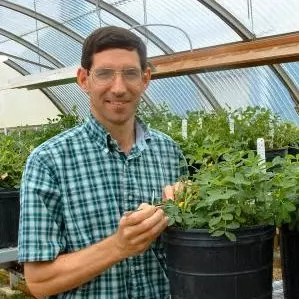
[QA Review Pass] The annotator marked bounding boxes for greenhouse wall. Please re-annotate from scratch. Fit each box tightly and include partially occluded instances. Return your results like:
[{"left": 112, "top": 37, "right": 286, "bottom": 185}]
[{"left": 0, "top": 62, "right": 60, "bottom": 128}]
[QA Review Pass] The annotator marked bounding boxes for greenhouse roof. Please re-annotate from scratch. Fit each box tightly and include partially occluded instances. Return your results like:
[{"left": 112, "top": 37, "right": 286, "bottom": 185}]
[{"left": 1, "top": 0, "right": 299, "bottom": 123}]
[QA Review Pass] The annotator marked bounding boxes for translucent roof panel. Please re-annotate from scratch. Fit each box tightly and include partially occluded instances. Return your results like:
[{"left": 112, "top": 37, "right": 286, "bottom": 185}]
[
  {"left": 281, "top": 62, "right": 299, "bottom": 90},
  {"left": 35, "top": 0, "right": 95, "bottom": 22},
  {"left": 147, "top": 76, "right": 212, "bottom": 116},
  {"left": 104, "top": 0, "right": 241, "bottom": 52},
  {"left": 216, "top": 0, "right": 299, "bottom": 37},
  {"left": 65, "top": 11, "right": 164, "bottom": 57},
  {"left": 10, "top": 59, "right": 53, "bottom": 74},
  {"left": 0, "top": 40, "right": 55, "bottom": 69},
  {"left": 23, "top": 24, "right": 81, "bottom": 66},
  {"left": 0, "top": 7, "right": 44, "bottom": 36},
  {"left": 199, "top": 66, "right": 299, "bottom": 124},
  {"left": 48, "top": 84, "right": 90, "bottom": 118}
]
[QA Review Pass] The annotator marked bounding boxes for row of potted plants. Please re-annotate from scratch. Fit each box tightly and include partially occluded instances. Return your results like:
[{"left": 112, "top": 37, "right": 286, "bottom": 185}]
[{"left": 139, "top": 105, "right": 299, "bottom": 298}]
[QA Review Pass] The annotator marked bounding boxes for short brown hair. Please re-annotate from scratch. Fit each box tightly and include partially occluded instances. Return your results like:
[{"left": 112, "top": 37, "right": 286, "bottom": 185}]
[{"left": 81, "top": 26, "right": 147, "bottom": 71}]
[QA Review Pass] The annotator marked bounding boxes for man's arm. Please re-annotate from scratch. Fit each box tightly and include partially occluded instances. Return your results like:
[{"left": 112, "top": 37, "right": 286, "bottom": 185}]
[{"left": 24, "top": 203, "right": 168, "bottom": 298}]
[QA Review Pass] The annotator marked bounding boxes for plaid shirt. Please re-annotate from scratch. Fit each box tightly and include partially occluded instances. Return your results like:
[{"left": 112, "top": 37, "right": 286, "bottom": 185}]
[{"left": 18, "top": 114, "right": 186, "bottom": 299}]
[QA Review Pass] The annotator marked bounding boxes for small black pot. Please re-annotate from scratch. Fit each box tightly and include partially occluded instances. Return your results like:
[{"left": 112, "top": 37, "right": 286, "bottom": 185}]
[
  {"left": 0, "top": 188, "right": 20, "bottom": 249},
  {"left": 163, "top": 225, "right": 275, "bottom": 299}
]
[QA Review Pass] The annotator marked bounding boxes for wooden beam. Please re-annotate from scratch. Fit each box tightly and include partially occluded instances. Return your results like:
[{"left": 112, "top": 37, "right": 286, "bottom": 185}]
[
  {"left": 1, "top": 33, "right": 299, "bottom": 90},
  {"left": 151, "top": 32, "right": 299, "bottom": 79}
]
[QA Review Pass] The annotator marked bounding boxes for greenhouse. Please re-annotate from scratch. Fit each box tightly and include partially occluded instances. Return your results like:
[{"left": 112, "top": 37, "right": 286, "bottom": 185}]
[{"left": 1, "top": 1, "right": 299, "bottom": 298}]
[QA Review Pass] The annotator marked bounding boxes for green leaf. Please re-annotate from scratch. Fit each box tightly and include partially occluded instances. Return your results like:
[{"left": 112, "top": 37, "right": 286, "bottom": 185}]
[
  {"left": 226, "top": 222, "right": 240, "bottom": 229},
  {"left": 175, "top": 215, "right": 182, "bottom": 223},
  {"left": 222, "top": 214, "right": 234, "bottom": 221},
  {"left": 225, "top": 231, "right": 237, "bottom": 241},
  {"left": 211, "top": 230, "right": 225, "bottom": 237},
  {"left": 209, "top": 216, "right": 221, "bottom": 227}
]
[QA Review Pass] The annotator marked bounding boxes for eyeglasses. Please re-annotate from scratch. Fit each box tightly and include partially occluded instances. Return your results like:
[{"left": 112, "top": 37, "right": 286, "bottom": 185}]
[{"left": 90, "top": 68, "right": 143, "bottom": 86}]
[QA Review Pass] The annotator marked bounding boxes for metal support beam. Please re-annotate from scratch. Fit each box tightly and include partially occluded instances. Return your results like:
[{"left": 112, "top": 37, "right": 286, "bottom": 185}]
[
  {"left": 0, "top": 28, "right": 64, "bottom": 68},
  {"left": 199, "top": 0, "right": 299, "bottom": 110},
  {"left": 0, "top": 51, "right": 54, "bottom": 69},
  {"left": 0, "top": 0, "right": 84, "bottom": 44},
  {"left": 198, "top": 0, "right": 254, "bottom": 40}
]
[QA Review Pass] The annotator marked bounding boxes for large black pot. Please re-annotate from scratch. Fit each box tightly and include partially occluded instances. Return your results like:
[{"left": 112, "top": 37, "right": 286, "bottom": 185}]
[
  {"left": 163, "top": 225, "right": 275, "bottom": 299},
  {"left": 0, "top": 189, "right": 20, "bottom": 249},
  {"left": 280, "top": 224, "right": 299, "bottom": 299}
]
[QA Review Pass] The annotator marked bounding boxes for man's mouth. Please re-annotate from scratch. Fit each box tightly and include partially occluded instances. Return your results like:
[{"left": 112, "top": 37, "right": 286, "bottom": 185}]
[{"left": 106, "top": 100, "right": 129, "bottom": 106}]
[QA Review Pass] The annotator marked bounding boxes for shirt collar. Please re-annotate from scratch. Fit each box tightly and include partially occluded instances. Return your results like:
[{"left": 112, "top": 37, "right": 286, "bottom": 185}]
[{"left": 85, "top": 113, "right": 151, "bottom": 153}]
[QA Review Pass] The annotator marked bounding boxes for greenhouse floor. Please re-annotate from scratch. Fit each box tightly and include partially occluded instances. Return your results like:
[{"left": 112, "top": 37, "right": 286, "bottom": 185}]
[{"left": 273, "top": 280, "right": 284, "bottom": 299}]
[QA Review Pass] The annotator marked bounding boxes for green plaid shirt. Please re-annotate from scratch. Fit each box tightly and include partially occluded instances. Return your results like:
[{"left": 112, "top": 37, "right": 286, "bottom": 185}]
[{"left": 19, "top": 114, "right": 186, "bottom": 299}]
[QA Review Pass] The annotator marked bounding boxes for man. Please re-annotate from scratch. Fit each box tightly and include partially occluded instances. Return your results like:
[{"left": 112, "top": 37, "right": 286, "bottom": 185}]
[{"left": 18, "top": 26, "right": 186, "bottom": 298}]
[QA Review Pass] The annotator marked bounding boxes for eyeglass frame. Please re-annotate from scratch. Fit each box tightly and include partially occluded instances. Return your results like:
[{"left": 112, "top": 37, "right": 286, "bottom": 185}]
[{"left": 87, "top": 67, "right": 146, "bottom": 86}]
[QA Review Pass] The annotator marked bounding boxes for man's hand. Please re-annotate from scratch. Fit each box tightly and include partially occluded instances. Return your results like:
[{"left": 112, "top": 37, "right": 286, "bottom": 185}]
[
  {"left": 113, "top": 203, "right": 168, "bottom": 259},
  {"left": 163, "top": 182, "right": 185, "bottom": 200}
]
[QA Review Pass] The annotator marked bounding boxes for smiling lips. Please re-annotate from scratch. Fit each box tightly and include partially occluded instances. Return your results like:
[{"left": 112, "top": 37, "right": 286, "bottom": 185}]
[{"left": 106, "top": 100, "right": 130, "bottom": 107}]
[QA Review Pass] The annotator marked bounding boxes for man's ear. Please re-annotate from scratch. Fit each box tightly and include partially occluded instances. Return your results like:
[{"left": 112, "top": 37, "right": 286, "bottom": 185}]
[
  {"left": 142, "top": 66, "right": 152, "bottom": 90},
  {"left": 77, "top": 67, "right": 89, "bottom": 93}
]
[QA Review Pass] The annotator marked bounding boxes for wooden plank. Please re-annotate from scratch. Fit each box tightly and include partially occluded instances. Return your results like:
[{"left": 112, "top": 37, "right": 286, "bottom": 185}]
[{"left": 1, "top": 33, "right": 299, "bottom": 90}]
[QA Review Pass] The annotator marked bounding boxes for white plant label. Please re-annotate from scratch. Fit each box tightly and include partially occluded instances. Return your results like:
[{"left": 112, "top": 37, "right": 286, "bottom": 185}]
[
  {"left": 168, "top": 121, "right": 172, "bottom": 131},
  {"left": 269, "top": 122, "right": 274, "bottom": 149},
  {"left": 257, "top": 138, "right": 266, "bottom": 171},
  {"left": 228, "top": 115, "right": 234, "bottom": 134},
  {"left": 198, "top": 117, "right": 202, "bottom": 129},
  {"left": 182, "top": 119, "right": 188, "bottom": 139}
]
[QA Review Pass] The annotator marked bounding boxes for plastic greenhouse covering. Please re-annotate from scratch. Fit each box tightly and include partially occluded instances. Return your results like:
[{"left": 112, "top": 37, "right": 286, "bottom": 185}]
[{"left": 1, "top": 0, "right": 299, "bottom": 123}]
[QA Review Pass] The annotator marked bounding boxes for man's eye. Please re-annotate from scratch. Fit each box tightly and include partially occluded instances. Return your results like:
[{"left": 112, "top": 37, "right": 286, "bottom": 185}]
[
  {"left": 124, "top": 69, "right": 140, "bottom": 78},
  {"left": 95, "top": 69, "right": 113, "bottom": 78}
]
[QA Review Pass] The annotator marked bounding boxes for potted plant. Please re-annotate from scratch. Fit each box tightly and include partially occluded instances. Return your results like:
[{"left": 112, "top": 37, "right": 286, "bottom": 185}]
[
  {"left": 274, "top": 155, "right": 299, "bottom": 299},
  {"left": 232, "top": 106, "right": 299, "bottom": 160},
  {"left": 0, "top": 111, "right": 80, "bottom": 249},
  {"left": 162, "top": 148, "right": 296, "bottom": 299}
]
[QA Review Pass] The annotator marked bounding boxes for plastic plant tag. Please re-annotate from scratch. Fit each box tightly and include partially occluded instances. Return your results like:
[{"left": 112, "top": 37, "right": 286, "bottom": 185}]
[
  {"left": 269, "top": 121, "right": 274, "bottom": 149},
  {"left": 168, "top": 121, "right": 172, "bottom": 131},
  {"left": 198, "top": 117, "right": 202, "bottom": 129},
  {"left": 228, "top": 115, "right": 234, "bottom": 134},
  {"left": 182, "top": 119, "right": 188, "bottom": 139},
  {"left": 257, "top": 138, "right": 266, "bottom": 172}
]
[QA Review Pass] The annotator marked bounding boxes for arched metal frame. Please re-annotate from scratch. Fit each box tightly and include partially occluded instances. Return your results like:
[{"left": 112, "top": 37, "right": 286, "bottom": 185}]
[
  {"left": 0, "top": 0, "right": 298, "bottom": 112},
  {"left": 198, "top": 0, "right": 299, "bottom": 107}
]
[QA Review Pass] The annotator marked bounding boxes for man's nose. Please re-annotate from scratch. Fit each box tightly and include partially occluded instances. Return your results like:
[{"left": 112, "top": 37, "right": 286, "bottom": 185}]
[{"left": 110, "top": 72, "right": 127, "bottom": 95}]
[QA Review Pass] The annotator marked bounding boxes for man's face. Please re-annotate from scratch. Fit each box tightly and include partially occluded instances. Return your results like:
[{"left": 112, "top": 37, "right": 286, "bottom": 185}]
[{"left": 78, "top": 48, "right": 151, "bottom": 127}]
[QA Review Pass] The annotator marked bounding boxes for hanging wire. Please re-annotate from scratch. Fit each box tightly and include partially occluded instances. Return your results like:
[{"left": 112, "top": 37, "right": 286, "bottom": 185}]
[
  {"left": 129, "top": 24, "right": 193, "bottom": 52},
  {"left": 33, "top": 0, "right": 41, "bottom": 71},
  {"left": 143, "top": 0, "right": 148, "bottom": 45},
  {"left": 96, "top": 0, "right": 112, "bottom": 27},
  {"left": 247, "top": 0, "right": 255, "bottom": 36}
]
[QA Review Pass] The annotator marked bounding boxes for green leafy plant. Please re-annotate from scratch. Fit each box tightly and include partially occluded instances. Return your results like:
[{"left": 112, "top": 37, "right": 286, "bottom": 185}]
[
  {"left": 0, "top": 110, "right": 81, "bottom": 189},
  {"left": 164, "top": 151, "right": 298, "bottom": 241}
]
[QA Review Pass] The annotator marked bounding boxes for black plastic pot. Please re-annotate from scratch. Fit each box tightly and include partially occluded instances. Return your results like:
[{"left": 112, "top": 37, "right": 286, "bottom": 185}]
[
  {"left": 0, "top": 189, "right": 20, "bottom": 249},
  {"left": 163, "top": 225, "right": 275, "bottom": 299},
  {"left": 265, "top": 147, "right": 288, "bottom": 162},
  {"left": 280, "top": 224, "right": 299, "bottom": 299}
]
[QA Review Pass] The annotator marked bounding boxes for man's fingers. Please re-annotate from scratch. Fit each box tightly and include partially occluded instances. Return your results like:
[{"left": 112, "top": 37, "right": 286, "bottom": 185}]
[
  {"left": 174, "top": 181, "right": 184, "bottom": 193},
  {"left": 163, "top": 185, "right": 174, "bottom": 200},
  {"left": 122, "top": 204, "right": 157, "bottom": 226}
]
